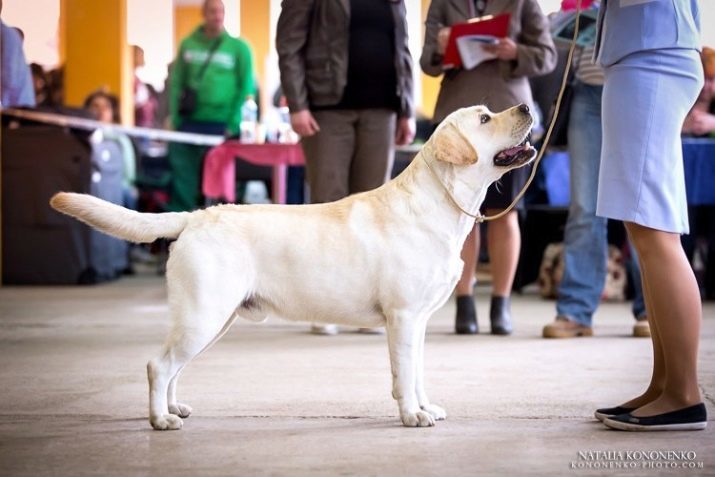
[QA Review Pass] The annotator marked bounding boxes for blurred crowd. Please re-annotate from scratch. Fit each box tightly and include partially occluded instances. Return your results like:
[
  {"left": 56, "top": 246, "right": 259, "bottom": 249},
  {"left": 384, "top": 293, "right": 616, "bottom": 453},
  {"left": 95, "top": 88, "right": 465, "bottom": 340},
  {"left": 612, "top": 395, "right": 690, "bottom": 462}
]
[{"left": 1, "top": 0, "right": 715, "bottom": 302}]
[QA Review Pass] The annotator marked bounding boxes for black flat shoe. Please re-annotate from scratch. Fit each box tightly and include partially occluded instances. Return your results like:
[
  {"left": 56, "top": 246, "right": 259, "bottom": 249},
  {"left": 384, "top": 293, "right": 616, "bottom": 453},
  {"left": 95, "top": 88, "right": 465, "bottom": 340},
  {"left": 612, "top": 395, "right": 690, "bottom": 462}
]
[
  {"left": 455, "top": 295, "right": 478, "bottom": 334},
  {"left": 594, "top": 406, "right": 636, "bottom": 422},
  {"left": 603, "top": 403, "right": 707, "bottom": 431},
  {"left": 490, "top": 296, "right": 513, "bottom": 335}
]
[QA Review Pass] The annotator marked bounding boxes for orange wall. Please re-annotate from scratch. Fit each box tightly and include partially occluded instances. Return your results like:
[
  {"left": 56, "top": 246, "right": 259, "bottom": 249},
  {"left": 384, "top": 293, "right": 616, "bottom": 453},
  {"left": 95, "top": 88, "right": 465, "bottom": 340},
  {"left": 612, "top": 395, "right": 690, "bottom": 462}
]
[
  {"left": 174, "top": 5, "right": 203, "bottom": 53},
  {"left": 61, "top": 0, "right": 133, "bottom": 124},
  {"left": 421, "top": 0, "right": 440, "bottom": 119},
  {"left": 240, "top": 0, "right": 270, "bottom": 85}
]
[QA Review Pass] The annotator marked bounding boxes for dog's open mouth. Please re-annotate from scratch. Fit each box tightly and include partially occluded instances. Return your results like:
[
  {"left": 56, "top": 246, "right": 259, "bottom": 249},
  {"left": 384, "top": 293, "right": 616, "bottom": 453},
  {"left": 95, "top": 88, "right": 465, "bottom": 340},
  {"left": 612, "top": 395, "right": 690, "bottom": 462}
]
[{"left": 493, "top": 136, "right": 537, "bottom": 167}]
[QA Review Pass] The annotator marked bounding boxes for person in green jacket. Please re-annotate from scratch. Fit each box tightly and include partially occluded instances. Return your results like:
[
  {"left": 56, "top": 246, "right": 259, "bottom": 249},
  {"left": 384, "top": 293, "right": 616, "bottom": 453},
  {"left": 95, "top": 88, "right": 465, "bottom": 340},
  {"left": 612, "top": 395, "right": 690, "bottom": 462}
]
[{"left": 168, "top": 0, "right": 254, "bottom": 211}]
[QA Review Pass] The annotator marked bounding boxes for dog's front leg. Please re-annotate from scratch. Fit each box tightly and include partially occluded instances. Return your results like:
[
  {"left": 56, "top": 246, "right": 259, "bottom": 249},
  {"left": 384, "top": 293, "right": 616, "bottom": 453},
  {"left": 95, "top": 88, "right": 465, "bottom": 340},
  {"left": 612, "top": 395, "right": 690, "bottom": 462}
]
[
  {"left": 415, "top": 322, "right": 447, "bottom": 421},
  {"left": 386, "top": 314, "right": 436, "bottom": 427}
]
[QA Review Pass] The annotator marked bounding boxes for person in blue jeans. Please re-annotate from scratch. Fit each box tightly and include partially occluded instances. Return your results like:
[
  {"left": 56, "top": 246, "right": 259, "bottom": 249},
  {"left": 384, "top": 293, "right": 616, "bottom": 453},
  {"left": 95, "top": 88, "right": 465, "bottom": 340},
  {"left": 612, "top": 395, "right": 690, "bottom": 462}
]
[{"left": 542, "top": 44, "right": 649, "bottom": 339}]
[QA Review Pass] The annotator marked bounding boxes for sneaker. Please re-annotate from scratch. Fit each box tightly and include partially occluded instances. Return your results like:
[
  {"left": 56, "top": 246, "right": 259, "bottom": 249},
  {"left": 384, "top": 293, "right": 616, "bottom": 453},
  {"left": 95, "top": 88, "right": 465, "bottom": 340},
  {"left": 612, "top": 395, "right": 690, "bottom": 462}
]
[
  {"left": 310, "top": 324, "right": 338, "bottom": 336},
  {"left": 542, "top": 316, "right": 593, "bottom": 338},
  {"left": 633, "top": 318, "right": 651, "bottom": 338},
  {"left": 603, "top": 403, "right": 707, "bottom": 431}
]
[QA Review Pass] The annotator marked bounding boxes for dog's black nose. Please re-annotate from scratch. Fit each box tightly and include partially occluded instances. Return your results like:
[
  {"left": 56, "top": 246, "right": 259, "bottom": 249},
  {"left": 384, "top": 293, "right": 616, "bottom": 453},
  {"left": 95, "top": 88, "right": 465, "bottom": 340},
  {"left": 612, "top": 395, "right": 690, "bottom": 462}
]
[{"left": 518, "top": 103, "right": 530, "bottom": 115}]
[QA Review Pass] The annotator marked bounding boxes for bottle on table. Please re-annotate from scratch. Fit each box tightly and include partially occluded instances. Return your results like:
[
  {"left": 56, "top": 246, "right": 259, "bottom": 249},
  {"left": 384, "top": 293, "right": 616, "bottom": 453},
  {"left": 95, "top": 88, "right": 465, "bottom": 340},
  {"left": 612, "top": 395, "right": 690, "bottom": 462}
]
[{"left": 240, "top": 95, "right": 258, "bottom": 144}]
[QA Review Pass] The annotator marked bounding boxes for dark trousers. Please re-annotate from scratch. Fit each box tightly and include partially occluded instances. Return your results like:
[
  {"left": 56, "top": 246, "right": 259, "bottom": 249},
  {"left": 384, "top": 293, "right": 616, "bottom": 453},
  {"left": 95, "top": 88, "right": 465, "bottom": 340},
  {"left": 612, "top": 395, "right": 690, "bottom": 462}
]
[
  {"left": 167, "top": 120, "right": 226, "bottom": 212},
  {"left": 300, "top": 109, "right": 396, "bottom": 204}
]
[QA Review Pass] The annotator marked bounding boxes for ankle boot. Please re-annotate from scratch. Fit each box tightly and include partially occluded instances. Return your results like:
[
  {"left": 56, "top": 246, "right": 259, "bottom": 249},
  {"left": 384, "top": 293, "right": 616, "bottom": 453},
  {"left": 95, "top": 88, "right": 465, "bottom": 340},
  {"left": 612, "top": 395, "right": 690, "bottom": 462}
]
[
  {"left": 490, "top": 295, "right": 513, "bottom": 335},
  {"left": 455, "top": 295, "right": 478, "bottom": 334}
]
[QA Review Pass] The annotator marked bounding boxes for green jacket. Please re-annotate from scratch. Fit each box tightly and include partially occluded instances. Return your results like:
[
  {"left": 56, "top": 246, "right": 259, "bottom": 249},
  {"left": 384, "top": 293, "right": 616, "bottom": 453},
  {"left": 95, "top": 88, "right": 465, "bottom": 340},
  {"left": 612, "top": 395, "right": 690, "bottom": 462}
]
[{"left": 170, "top": 26, "right": 254, "bottom": 135}]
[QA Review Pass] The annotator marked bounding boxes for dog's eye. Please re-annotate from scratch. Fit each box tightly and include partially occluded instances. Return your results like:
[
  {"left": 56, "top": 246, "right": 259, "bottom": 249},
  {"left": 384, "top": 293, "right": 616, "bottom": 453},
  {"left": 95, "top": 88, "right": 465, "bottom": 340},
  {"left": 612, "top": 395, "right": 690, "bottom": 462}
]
[{"left": 480, "top": 114, "right": 491, "bottom": 124}]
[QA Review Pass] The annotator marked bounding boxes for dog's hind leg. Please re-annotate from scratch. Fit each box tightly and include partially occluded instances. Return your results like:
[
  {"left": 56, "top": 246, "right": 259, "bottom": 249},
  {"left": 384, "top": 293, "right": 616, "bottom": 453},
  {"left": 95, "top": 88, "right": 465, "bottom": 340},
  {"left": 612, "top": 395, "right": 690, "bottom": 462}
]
[
  {"left": 167, "top": 371, "right": 191, "bottom": 418},
  {"left": 414, "top": 320, "right": 446, "bottom": 421},
  {"left": 148, "top": 309, "right": 242, "bottom": 430},
  {"left": 166, "top": 311, "right": 240, "bottom": 419},
  {"left": 147, "top": 252, "right": 250, "bottom": 430},
  {"left": 147, "top": 319, "right": 229, "bottom": 430},
  {"left": 386, "top": 312, "right": 436, "bottom": 427}
]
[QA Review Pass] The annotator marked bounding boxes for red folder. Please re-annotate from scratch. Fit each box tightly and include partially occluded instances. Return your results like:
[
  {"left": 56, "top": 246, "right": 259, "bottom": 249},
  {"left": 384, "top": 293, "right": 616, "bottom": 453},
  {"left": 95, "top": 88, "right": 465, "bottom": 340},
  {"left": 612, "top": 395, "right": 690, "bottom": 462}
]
[{"left": 442, "top": 13, "right": 511, "bottom": 70}]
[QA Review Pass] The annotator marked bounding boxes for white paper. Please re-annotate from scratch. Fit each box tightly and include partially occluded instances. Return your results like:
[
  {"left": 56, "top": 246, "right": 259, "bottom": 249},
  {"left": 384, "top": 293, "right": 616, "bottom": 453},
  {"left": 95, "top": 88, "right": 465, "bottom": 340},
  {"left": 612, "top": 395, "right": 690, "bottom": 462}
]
[{"left": 456, "top": 35, "right": 499, "bottom": 70}]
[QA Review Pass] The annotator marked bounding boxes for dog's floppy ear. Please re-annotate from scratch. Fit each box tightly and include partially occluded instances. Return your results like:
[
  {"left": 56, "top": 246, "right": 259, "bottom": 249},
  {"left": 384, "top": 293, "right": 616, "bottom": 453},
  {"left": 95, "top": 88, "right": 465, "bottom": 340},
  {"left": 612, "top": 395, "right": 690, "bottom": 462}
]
[{"left": 429, "top": 122, "right": 478, "bottom": 166}]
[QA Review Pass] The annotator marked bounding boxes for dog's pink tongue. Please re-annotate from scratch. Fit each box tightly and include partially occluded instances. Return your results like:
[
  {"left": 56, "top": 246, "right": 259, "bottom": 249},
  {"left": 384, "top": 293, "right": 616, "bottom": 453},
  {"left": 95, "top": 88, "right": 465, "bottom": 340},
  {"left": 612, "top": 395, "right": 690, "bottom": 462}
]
[{"left": 502, "top": 145, "right": 523, "bottom": 156}]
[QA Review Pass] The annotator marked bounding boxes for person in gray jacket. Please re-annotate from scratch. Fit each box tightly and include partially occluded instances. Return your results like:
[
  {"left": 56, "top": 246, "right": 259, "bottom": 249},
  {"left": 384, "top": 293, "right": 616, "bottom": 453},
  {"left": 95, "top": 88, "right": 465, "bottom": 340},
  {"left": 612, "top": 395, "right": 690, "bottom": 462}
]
[
  {"left": 277, "top": 0, "right": 415, "bottom": 335},
  {"left": 421, "top": 0, "right": 556, "bottom": 336}
]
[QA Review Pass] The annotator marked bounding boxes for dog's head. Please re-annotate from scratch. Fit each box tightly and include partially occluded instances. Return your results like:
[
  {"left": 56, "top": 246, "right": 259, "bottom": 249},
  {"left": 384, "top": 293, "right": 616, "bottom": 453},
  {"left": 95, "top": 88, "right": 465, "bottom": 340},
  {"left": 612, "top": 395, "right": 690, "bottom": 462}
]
[{"left": 428, "top": 103, "right": 536, "bottom": 181}]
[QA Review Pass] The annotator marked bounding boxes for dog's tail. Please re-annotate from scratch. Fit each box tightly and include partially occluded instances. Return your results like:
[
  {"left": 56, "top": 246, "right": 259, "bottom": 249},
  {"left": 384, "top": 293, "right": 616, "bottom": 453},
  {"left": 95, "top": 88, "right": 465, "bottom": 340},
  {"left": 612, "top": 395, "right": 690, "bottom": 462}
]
[{"left": 50, "top": 192, "right": 190, "bottom": 243}]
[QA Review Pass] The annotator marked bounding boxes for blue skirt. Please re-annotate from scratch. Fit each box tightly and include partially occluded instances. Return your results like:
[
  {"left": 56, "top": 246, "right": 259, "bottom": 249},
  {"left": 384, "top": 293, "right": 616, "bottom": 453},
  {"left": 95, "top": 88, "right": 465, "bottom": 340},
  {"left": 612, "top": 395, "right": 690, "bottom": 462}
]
[{"left": 597, "top": 48, "right": 703, "bottom": 234}]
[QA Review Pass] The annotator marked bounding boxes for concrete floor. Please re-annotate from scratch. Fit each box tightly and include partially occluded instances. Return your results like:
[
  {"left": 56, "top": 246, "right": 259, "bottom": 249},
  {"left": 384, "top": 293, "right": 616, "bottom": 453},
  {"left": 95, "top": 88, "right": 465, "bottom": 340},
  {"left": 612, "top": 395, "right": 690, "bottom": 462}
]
[{"left": 0, "top": 274, "right": 713, "bottom": 476}]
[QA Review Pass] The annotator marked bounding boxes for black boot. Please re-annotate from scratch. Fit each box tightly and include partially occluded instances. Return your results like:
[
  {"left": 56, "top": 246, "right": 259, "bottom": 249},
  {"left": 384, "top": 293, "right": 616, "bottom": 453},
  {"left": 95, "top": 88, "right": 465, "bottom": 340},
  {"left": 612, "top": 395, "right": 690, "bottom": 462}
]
[
  {"left": 490, "top": 295, "right": 513, "bottom": 335},
  {"left": 455, "top": 295, "right": 478, "bottom": 334}
]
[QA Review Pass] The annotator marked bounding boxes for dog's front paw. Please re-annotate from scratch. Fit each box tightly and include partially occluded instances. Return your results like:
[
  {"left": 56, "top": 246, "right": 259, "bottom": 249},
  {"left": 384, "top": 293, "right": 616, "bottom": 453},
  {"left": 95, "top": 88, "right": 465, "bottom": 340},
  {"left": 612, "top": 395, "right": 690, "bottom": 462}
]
[
  {"left": 168, "top": 403, "right": 193, "bottom": 418},
  {"left": 421, "top": 403, "right": 447, "bottom": 421},
  {"left": 150, "top": 414, "right": 183, "bottom": 431},
  {"left": 401, "top": 410, "right": 436, "bottom": 427}
]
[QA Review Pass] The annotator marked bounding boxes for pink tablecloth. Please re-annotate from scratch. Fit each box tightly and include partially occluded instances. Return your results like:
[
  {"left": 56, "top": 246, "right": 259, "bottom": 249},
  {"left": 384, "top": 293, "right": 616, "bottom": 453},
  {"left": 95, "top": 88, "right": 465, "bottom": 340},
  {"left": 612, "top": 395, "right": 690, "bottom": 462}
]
[{"left": 202, "top": 142, "right": 305, "bottom": 203}]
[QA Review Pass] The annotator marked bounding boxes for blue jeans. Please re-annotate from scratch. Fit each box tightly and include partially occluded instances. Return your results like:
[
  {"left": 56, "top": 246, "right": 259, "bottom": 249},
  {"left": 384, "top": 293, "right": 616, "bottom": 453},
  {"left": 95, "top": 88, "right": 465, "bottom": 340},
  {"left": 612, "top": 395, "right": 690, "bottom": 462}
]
[{"left": 556, "top": 82, "right": 646, "bottom": 326}]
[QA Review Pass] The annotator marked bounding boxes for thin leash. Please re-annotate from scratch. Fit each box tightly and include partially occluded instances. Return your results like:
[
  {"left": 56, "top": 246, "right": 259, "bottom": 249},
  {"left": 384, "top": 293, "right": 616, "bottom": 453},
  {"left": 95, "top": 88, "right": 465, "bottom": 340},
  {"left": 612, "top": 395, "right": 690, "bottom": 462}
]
[{"left": 423, "top": 0, "right": 583, "bottom": 224}]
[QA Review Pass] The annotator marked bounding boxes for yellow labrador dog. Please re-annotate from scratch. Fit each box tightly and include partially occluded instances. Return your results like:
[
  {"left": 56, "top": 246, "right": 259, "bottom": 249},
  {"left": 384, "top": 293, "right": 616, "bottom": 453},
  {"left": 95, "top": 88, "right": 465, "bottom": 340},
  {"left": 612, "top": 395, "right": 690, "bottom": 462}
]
[{"left": 50, "top": 104, "right": 535, "bottom": 430}]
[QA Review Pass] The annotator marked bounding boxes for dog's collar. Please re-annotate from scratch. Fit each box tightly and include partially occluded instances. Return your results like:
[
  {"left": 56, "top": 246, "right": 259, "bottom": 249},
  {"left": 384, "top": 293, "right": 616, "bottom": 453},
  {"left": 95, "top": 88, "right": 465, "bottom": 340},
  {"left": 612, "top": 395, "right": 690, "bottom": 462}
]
[{"left": 420, "top": 150, "right": 485, "bottom": 224}]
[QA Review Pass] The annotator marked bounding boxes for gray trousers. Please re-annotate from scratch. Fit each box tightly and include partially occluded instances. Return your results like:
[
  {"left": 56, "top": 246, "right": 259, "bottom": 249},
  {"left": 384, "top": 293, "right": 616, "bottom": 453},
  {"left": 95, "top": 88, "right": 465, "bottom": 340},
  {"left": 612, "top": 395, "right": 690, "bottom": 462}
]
[{"left": 300, "top": 108, "right": 396, "bottom": 204}]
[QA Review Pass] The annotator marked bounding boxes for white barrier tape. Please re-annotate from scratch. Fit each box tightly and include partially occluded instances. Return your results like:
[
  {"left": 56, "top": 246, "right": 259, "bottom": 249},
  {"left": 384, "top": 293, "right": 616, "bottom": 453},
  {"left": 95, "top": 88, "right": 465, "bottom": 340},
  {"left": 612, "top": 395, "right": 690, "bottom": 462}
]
[
  {"left": 1, "top": 108, "right": 224, "bottom": 147},
  {"left": 1, "top": 107, "right": 423, "bottom": 153}
]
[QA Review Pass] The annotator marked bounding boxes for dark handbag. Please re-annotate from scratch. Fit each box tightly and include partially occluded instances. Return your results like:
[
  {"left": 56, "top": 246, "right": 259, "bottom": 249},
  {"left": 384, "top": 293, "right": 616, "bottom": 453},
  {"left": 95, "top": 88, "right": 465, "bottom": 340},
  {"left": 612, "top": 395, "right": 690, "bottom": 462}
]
[
  {"left": 545, "top": 47, "right": 585, "bottom": 148},
  {"left": 546, "top": 81, "right": 574, "bottom": 147},
  {"left": 178, "top": 37, "right": 223, "bottom": 118},
  {"left": 178, "top": 87, "right": 198, "bottom": 117}
]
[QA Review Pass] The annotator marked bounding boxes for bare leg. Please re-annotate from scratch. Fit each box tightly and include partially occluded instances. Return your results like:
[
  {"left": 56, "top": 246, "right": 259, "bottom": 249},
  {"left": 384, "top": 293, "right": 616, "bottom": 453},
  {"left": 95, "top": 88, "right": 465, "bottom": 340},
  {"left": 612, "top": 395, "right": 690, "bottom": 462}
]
[
  {"left": 456, "top": 225, "right": 479, "bottom": 295},
  {"left": 617, "top": 258, "right": 665, "bottom": 409},
  {"left": 485, "top": 209, "right": 520, "bottom": 296},
  {"left": 625, "top": 222, "right": 702, "bottom": 416}
]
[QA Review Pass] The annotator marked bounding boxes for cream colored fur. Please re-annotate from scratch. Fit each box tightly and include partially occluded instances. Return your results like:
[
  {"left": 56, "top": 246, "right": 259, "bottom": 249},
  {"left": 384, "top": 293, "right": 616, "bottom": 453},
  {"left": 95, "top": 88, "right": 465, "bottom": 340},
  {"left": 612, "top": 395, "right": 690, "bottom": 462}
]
[{"left": 50, "top": 104, "right": 534, "bottom": 430}]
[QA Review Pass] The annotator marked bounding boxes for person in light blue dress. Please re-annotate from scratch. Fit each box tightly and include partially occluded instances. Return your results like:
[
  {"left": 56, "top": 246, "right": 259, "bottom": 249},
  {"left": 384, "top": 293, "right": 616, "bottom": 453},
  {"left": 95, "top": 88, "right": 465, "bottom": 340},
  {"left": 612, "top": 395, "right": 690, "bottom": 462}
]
[{"left": 593, "top": 0, "right": 707, "bottom": 431}]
